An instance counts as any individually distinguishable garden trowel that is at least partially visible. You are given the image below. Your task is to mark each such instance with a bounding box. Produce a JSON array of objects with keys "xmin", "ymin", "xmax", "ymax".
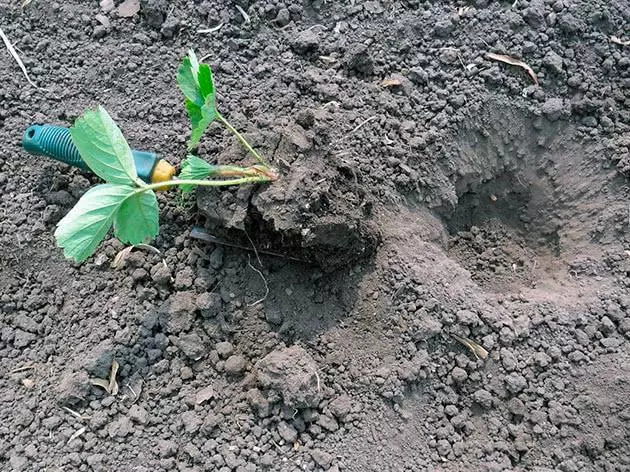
[{"xmin": 22, "ymin": 124, "xmax": 176, "ymax": 185}]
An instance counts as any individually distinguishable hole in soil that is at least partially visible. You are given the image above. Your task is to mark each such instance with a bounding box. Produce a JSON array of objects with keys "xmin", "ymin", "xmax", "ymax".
[
  {"xmin": 435, "ymin": 99, "xmax": 628, "ymax": 290},
  {"xmin": 444, "ymin": 169, "xmax": 560, "ymax": 254}
]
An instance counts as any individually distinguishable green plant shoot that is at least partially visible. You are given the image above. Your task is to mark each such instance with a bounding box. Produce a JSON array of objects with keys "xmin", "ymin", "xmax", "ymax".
[
  {"xmin": 177, "ymin": 49, "xmax": 270, "ymax": 167},
  {"xmin": 54, "ymin": 51, "xmax": 276, "ymax": 263}
]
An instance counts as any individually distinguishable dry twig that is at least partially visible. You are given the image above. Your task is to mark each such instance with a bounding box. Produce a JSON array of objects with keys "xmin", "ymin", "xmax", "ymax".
[
  {"xmin": 235, "ymin": 5, "xmax": 251, "ymax": 24},
  {"xmin": 62, "ymin": 406, "xmax": 91, "ymax": 421},
  {"xmin": 67, "ymin": 427, "xmax": 86, "ymax": 444},
  {"xmin": 10, "ymin": 362, "xmax": 36, "ymax": 374},
  {"xmin": 198, "ymin": 23, "xmax": 224, "ymax": 34},
  {"xmin": 337, "ymin": 115, "xmax": 378, "ymax": 143}
]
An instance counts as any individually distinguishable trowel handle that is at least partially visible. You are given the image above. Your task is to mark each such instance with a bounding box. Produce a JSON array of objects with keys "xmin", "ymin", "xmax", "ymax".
[
  {"xmin": 23, "ymin": 125, "xmax": 90, "ymax": 170},
  {"xmin": 22, "ymin": 125, "xmax": 175, "ymax": 185}
]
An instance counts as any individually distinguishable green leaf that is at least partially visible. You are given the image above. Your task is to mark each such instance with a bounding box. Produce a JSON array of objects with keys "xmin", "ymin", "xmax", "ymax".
[
  {"xmin": 177, "ymin": 55, "xmax": 203, "ymax": 107},
  {"xmin": 114, "ymin": 190, "xmax": 159, "ymax": 244},
  {"xmin": 188, "ymin": 49, "xmax": 200, "ymax": 79},
  {"xmin": 179, "ymin": 155, "xmax": 216, "ymax": 192},
  {"xmin": 197, "ymin": 64, "xmax": 215, "ymax": 101},
  {"xmin": 186, "ymin": 100, "xmax": 217, "ymax": 150},
  {"xmin": 70, "ymin": 106, "xmax": 138, "ymax": 186},
  {"xmin": 177, "ymin": 50, "xmax": 218, "ymax": 149},
  {"xmin": 54, "ymin": 184, "xmax": 135, "ymax": 262}
]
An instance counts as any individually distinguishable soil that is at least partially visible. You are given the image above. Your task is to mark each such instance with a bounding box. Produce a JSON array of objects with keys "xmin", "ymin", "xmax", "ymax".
[{"xmin": 1, "ymin": 0, "xmax": 630, "ymax": 471}]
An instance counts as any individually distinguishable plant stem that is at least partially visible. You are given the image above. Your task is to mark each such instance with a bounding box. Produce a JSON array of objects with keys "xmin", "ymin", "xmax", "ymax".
[
  {"xmin": 217, "ymin": 113, "xmax": 269, "ymax": 167},
  {"xmin": 140, "ymin": 176, "xmax": 271, "ymax": 193}
]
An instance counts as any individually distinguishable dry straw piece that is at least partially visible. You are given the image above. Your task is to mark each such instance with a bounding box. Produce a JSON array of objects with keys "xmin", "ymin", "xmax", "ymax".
[
  {"xmin": 486, "ymin": 52, "xmax": 539, "ymax": 85},
  {"xmin": 0, "ymin": 26, "xmax": 42, "ymax": 89}
]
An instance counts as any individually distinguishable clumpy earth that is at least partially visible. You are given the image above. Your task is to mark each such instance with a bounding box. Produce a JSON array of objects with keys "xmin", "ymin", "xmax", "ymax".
[{"xmin": 1, "ymin": 0, "xmax": 630, "ymax": 471}]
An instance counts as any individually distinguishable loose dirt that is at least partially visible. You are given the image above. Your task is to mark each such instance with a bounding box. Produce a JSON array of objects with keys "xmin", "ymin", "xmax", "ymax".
[{"xmin": 1, "ymin": 1, "xmax": 630, "ymax": 471}]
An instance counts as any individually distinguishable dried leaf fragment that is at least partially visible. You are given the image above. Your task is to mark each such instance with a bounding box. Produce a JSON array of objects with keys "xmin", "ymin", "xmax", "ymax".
[
  {"xmin": 450, "ymin": 333, "xmax": 489, "ymax": 360},
  {"xmin": 0, "ymin": 26, "xmax": 42, "ymax": 89},
  {"xmin": 198, "ymin": 23, "xmax": 224, "ymax": 34},
  {"xmin": 90, "ymin": 378, "xmax": 110, "ymax": 392},
  {"xmin": 89, "ymin": 359, "xmax": 119, "ymax": 395},
  {"xmin": 381, "ymin": 77, "xmax": 403, "ymax": 87},
  {"xmin": 486, "ymin": 52, "xmax": 538, "ymax": 85},
  {"xmin": 108, "ymin": 360, "xmax": 119, "ymax": 396},
  {"xmin": 111, "ymin": 246, "xmax": 134, "ymax": 269},
  {"xmin": 21, "ymin": 378, "xmax": 35, "ymax": 389},
  {"xmin": 112, "ymin": 244, "xmax": 164, "ymax": 269},
  {"xmin": 10, "ymin": 362, "xmax": 36, "ymax": 373},
  {"xmin": 117, "ymin": 0, "xmax": 140, "ymax": 18},
  {"xmin": 195, "ymin": 385, "xmax": 215, "ymax": 405},
  {"xmin": 95, "ymin": 14, "xmax": 111, "ymax": 28},
  {"xmin": 611, "ymin": 36, "xmax": 630, "ymax": 47},
  {"xmin": 100, "ymin": 0, "xmax": 115, "ymax": 12}
]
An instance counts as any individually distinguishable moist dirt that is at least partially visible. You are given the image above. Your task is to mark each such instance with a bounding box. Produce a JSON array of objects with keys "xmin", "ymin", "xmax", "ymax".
[{"xmin": 1, "ymin": 0, "xmax": 630, "ymax": 471}]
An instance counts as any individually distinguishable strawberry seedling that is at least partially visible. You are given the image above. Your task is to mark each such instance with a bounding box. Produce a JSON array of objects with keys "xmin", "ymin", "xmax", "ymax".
[{"xmin": 53, "ymin": 50, "xmax": 276, "ymax": 263}]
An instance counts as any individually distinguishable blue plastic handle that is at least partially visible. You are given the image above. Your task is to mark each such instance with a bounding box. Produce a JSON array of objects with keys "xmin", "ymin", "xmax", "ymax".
[{"xmin": 22, "ymin": 125, "xmax": 158, "ymax": 183}]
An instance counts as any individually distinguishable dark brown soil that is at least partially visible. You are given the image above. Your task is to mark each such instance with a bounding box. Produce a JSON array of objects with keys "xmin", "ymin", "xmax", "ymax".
[{"xmin": 2, "ymin": 1, "xmax": 630, "ymax": 471}]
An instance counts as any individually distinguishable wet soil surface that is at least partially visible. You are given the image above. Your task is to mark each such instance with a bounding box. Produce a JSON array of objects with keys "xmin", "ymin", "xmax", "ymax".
[{"xmin": 2, "ymin": 0, "xmax": 630, "ymax": 471}]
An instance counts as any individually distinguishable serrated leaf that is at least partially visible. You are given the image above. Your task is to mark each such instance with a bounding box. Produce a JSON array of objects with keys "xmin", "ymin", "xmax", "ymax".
[
  {"xmin": 70, "ymin": 106, "xmax": 138, "ymax": 185},
  {"xmin": 188, "ymin": 49, "xmax": 200, "ymax": 78},
  {"xmin": 113, "ymin": 190, "xmax": 159, "ymax": 244},
  {"xmin": 186, "ymin": 100, "xmax": 217, "ymax": 150},
  {"xmin": 55, "ymin": 184, "xmax": 135, "ymax": 262},
  {"xmin": 178, "ymin": 50, "xmax": 218, "ymax": 149},
  {"xmin": 179, "ymin": 155, "xmax": 216, "ymax": 192},
  {"xmin": 177, "ymin": 56, "xmax": 203, "ymax": 107},
  {"xmin": 197, "ymin": 63, "xmax": 215, "ymax": 101}
]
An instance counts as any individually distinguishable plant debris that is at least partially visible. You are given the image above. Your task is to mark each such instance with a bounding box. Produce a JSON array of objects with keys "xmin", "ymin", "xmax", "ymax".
[
  {"xmin": 21, "ymin": 378, "xmax": 35, "ymax": 389},
  {"xmin": 195, "ymin": 385, "xmax": 215, "ymax": 405},
  {"xmin": 111, "ymin": 244, "xmax": 166, "ymax": 269},
  {"xmin": 235, "ymin": 5, "xmax": 251, "ymax": 24},
  {"xmin": 89, "ymin": 360, "xmax": 119, "ymax": 395},
  {"xmin": 381, "ymin": 77, "xmax": 403, "ymax": 87},
  {"xmin": 123, "ymin": 373, "xmax": 143, "ymax": 404},
  {"xmin": 62, "ymin": 406, "xmax": 91, "ymax": 421},
  {"xmin": 10, "ymin": 362, "xmax": 36, "ymax": 373},
  {"xmin": 67, "ymin": 427, "xmax": 86, "ymax": 444},
  {"xmin": 108, "ymin": 359, "xmax": 119, "ymax": 395},
  {"xmin": 117, "ymin": 0, "xmax": 140, "ymax": 18},
  {"xmin": 111, "ymin": 246, "xmax": 134, "ymax": 269},
  {"xmin": 611, "ymin": 36, "xmax": 630, "ymax": 46},
  {"xmin": 0, "ymin": 26, "xmax": 42, "ymax": 89},
  {"xmin": 450, "ymin": 333, "xmax": 489, "ymax": 360},
  {"xmin": 100, "ymin": 0, "xmax": 114, "ymax": 12},
  {"xmin": 486, "ymin": 52, "xmax": 538, "ymax": 85},
  {"xmin": 198, "ymin": 23, "xmax": 224, "ymax": 34}
]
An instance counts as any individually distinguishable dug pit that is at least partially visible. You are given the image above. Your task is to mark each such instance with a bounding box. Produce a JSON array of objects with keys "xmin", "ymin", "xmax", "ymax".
[{"xmin": 435, "ymin": 99, "xmax": 630, "ymax": 290}]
